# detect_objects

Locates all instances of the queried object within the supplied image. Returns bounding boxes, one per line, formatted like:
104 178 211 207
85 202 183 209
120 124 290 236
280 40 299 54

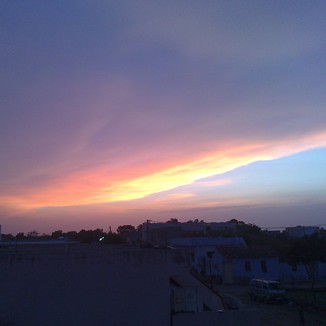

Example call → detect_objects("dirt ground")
217 284 326 326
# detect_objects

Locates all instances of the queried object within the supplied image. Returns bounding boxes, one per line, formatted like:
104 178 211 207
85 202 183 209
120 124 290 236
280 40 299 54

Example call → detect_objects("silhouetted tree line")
2 220 326 268
1 226 139 244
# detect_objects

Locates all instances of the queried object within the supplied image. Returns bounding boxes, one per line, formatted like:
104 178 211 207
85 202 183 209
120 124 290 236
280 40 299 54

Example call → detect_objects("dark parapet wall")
0 245 187 326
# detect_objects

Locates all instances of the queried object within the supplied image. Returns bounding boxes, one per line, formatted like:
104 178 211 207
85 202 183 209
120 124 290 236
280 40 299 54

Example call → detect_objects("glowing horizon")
2 131 325 210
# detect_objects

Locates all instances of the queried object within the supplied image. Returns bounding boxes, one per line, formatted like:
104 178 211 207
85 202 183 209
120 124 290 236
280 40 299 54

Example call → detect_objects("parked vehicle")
249 279 285 302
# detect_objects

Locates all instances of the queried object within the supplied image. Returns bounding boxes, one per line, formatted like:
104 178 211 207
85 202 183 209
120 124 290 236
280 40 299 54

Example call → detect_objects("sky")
1 1 326 234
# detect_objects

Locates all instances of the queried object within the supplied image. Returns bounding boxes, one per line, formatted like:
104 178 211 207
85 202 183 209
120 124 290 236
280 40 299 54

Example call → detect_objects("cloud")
195 179 232 188
3 130 324 210
120 1 326 65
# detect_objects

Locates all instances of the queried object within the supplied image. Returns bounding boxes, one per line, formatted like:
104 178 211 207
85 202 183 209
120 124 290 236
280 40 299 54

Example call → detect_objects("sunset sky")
1 1 326 234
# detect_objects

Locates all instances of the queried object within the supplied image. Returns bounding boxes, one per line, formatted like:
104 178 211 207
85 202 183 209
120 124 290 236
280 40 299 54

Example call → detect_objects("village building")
285 226 320 238
141 220 236 246
193 246 279 284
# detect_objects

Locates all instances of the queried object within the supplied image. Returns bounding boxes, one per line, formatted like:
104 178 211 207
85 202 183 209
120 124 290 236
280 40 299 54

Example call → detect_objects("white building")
285 226 320 238
193 246 279 284
141 221 236 245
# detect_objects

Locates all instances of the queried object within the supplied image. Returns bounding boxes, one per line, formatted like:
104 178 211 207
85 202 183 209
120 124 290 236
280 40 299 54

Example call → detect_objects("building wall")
210 251 279 283
285 226 320 238
171 237 246 248
318 262 326 280
279 262 326 282
231 257 279 282
193 247 220 279
194 246 326 284
142 222 237 245
279 262 309 282
0 245 188 326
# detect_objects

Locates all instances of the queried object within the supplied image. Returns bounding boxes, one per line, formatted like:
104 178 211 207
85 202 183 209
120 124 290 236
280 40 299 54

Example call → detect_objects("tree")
117 225 136 235
27 230 39 238
51 230 63 239
103 232 125 244
286 235 326 303
65 231 77 240
16 232 25 239
2 233 14 241
76 229 105 243
137 224 143 233
94 228 105 239
166 218 178 223
76 229 94 243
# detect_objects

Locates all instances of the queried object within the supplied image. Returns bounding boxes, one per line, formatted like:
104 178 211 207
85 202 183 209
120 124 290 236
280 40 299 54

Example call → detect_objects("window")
245 261 251 272
261 260 267 273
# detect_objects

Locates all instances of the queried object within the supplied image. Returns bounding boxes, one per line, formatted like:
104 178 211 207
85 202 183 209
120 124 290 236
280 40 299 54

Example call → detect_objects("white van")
249 279 285 302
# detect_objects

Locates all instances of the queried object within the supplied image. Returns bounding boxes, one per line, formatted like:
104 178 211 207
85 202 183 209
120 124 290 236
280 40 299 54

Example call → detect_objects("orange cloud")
195 179 232 187
89 132 326 204
3 130 326 210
